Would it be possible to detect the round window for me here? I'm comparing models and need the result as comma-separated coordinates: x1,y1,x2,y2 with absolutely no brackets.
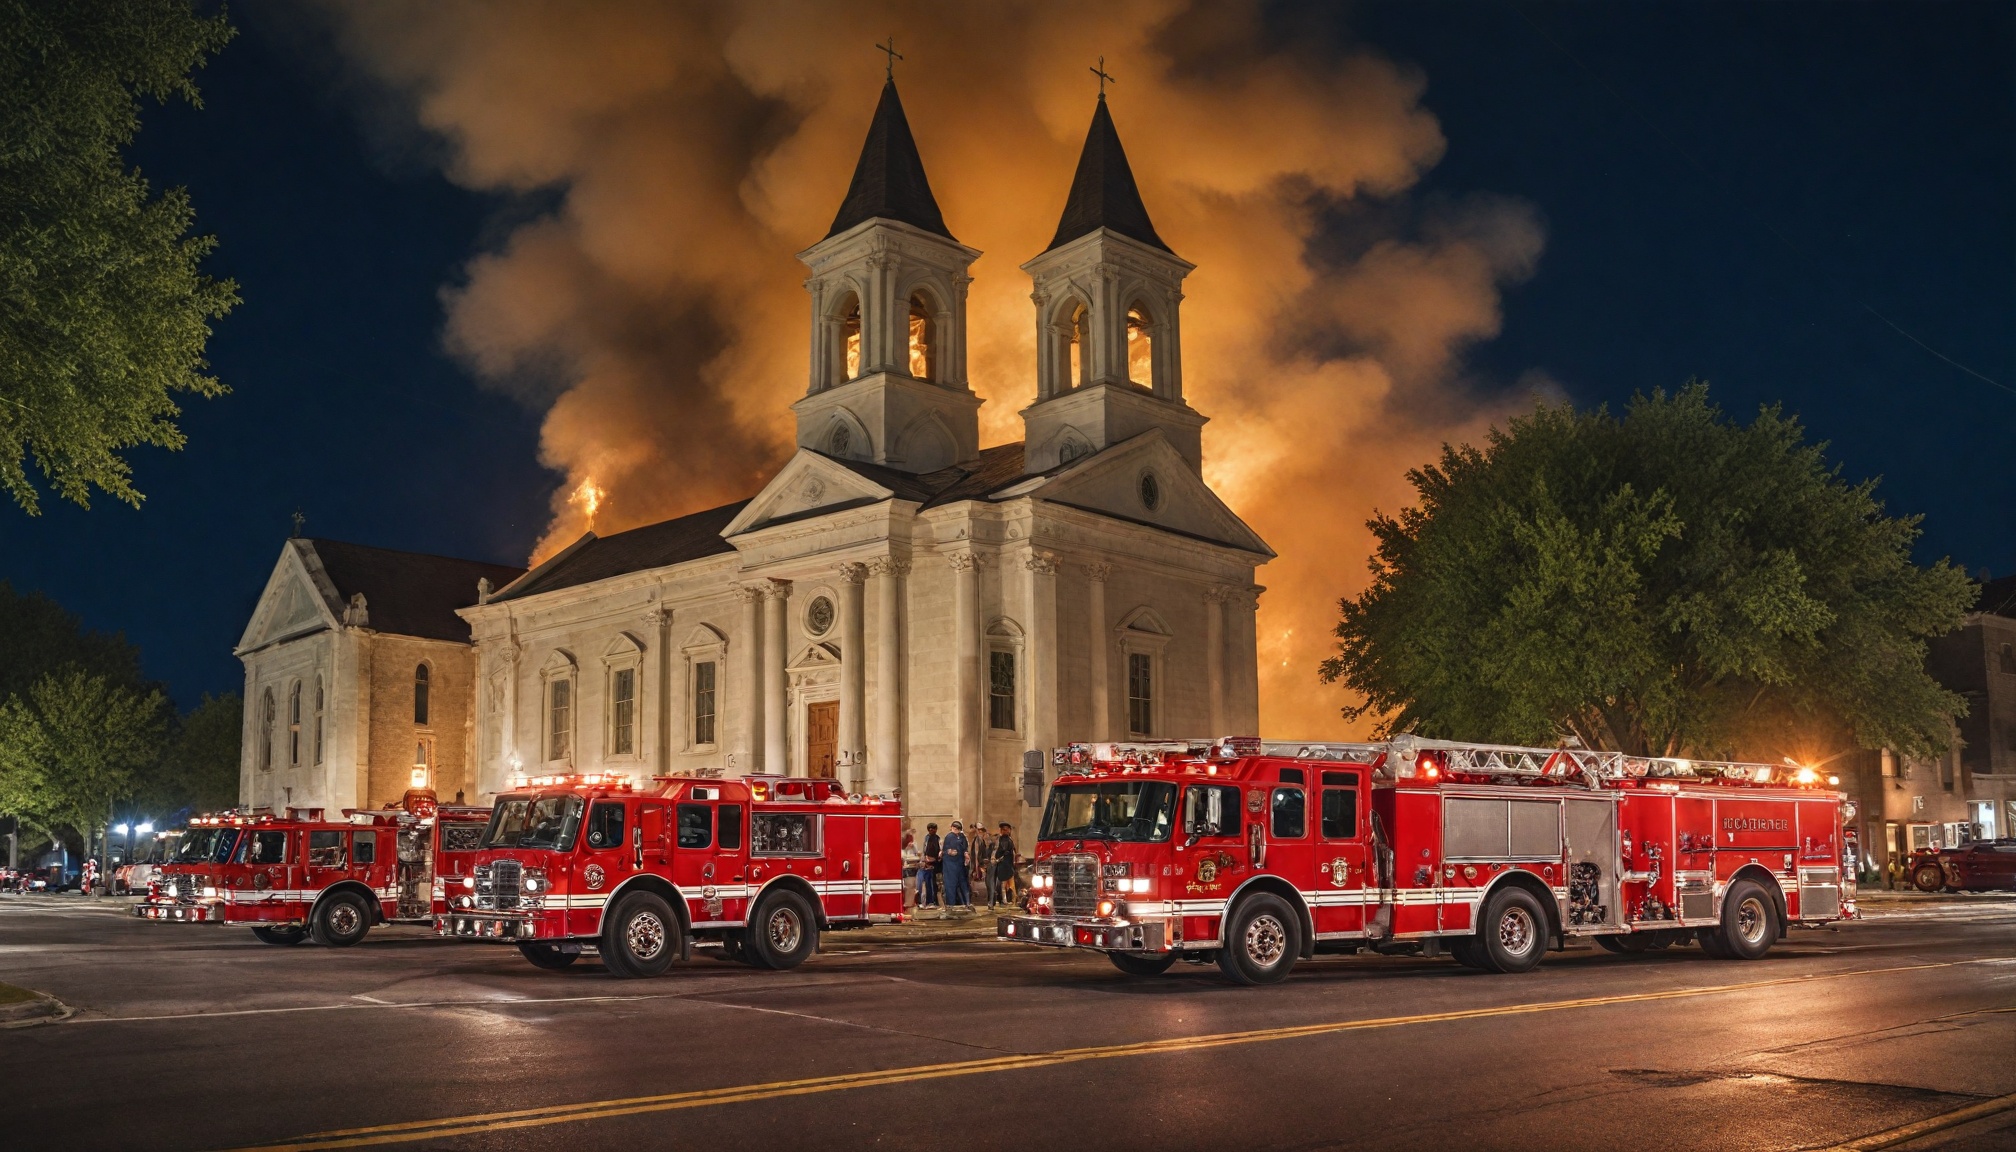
805,595,836,637
1138,471,1162,512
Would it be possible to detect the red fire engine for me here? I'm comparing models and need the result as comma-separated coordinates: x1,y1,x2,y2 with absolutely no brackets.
135,792,491,947
437,773,906,978
999,737,1857,984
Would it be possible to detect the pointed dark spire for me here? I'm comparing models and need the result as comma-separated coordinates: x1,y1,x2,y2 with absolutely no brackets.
1046,96,1170,254
826,79,954,241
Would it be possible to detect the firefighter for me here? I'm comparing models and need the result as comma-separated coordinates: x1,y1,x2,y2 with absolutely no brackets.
941,821,972,911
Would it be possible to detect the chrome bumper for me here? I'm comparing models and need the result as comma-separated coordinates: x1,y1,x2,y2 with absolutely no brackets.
437,912,543,941
998,915,1165,952
135,901,223,923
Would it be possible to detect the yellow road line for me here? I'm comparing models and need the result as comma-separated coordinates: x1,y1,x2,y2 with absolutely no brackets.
1816,1091,2016,1151
233,959,1981,1151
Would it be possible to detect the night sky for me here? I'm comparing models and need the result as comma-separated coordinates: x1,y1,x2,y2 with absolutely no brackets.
3,2,2010,710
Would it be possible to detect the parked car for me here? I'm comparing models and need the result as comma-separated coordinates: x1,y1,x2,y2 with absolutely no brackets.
1909,839,2016,892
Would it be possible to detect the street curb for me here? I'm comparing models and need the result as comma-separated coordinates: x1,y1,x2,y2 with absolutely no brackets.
0,991,73,1029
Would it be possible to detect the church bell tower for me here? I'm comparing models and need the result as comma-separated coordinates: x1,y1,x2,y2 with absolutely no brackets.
794,79,982,474
1020,94,1203,475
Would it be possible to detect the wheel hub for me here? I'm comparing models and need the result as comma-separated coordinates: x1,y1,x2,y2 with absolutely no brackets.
1498,906,1535,955
767,907,803,953
627,912,666,960
330,905,360,935
1245,913,1287,966
1735,897,1767,945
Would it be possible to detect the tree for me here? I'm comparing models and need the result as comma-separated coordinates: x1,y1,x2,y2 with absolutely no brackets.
1321,384,1973,762
0,670,168,845
0,580,145,702
1,0,237,514
136,691,240,819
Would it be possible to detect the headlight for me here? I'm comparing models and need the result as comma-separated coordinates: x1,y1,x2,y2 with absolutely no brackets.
1031,873,1052,890
1126,877,1151,894
462,876,476,889
1096,899,1119,918
164,882,178,898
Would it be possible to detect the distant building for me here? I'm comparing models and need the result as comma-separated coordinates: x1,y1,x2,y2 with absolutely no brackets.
1851,575,2016,875
235,539,522,812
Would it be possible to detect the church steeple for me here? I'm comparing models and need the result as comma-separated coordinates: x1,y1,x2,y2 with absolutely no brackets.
1019,94,1202,476
827,79,955,242
793,76,982,474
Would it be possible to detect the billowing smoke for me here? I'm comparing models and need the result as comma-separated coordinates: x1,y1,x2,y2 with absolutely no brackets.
325,0,1543,737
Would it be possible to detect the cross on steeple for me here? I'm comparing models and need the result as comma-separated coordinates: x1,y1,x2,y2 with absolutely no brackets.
1090,56,1115,99
877,36,902,80
290,509,305,538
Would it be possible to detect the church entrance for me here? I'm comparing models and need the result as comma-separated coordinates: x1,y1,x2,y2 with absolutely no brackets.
806,700,838,779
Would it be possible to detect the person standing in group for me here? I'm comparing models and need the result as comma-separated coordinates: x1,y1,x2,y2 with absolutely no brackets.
900,829,920,908
993,822,1018,909
969,825,993,907
941,821,971,913
919,823,941,910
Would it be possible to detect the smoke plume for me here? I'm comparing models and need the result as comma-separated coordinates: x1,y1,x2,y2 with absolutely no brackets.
325,0,1544,737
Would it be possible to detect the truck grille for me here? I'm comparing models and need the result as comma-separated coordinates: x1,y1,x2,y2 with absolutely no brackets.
477,860,522,910
1048,854,1099,919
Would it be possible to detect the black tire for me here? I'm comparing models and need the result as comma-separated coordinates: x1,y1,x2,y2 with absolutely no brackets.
1476,888,1548,974
1713,880,1776,961
601,892,680,978
251,926,306,946
1109,952,1178,977
1697,927,1732,958
1594,935,1629,954
1449,936,1486,968
711,934,750,964
309,892,372,947
1597,933,1655,954
746,889,819,970
518,943,579,970
1911,862,1946,893
1215,893,1301,985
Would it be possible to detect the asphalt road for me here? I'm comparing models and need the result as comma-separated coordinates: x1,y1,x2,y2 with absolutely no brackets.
2,894,2012,1152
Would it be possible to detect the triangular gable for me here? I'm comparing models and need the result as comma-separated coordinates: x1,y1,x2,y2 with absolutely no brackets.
722,450,898,537
236,541,345,655
1012,431,1274,558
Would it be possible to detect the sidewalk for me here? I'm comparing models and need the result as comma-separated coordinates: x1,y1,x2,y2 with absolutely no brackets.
845,905,1012,945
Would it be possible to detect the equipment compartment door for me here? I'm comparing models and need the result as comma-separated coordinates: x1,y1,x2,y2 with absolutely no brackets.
1563,799,1619,931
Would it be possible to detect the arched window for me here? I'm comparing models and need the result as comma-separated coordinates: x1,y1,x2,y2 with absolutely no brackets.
829,424,852,457
1067,302,1091,388
288,682,302,766
312,676,325,765
259,689,275,772
1126,304,1154,387
907,292,936,380
837,293,862,382
414,664,430,726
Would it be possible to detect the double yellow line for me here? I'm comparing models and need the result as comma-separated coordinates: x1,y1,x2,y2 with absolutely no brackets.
237,959,1979,1150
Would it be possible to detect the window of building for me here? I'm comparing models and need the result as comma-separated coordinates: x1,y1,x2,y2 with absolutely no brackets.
805,596,835,638
260,689,275,772
413,739,431,788
1138,470,1161,512
288,681,302,766
547,678,572,762
1068,302,1090,387
1127,652,1153,737
312,676,325,765
907,292,936,380
839,295,862,381
1271,787,1306,838
586,802,627,850
1126,304,1154,387
610,667,636,756
829,424,852,456
2001,643,2016,674
414,664,430,726
988,649,1017,732
692,660,718,748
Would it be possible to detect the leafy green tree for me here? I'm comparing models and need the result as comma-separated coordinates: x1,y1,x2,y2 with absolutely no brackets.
0,670,168,844
136,691,240,819
0,580,145,701
1321,384,1973,762
1,0,237,514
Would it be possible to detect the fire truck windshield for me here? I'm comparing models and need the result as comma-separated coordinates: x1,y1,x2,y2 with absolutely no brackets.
483,795,584,851
170,827,238,864
1040,781,1176,842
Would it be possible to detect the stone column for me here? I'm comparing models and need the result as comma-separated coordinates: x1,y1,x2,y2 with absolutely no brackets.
949,550,982,822
1233,585,1264,733
836,562,867,790
1085,562,1113,741
1023,551,1060,838
649,606,673,776
868,557,908,796
736,585,764,770
1205,586,1230,736
763,580,792,774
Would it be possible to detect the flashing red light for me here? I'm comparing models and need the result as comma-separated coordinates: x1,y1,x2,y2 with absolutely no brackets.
1416,752,1441,779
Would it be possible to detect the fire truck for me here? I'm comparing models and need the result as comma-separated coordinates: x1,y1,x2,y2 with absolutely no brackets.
135,792,492,947
437,773,905,978
998,736,1857,985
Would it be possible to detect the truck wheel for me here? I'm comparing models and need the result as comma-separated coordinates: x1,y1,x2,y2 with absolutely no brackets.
1215,893,1301,985
309,892,372,947
601,892,679,978
1594,935,1629,954
747,889,819,970
1109,952,1177,976
1449,937,1486,968
1712,880,1775,960
518,943,578,971
1910,862,1946,893
252,926,306,946
1477,888,1547,974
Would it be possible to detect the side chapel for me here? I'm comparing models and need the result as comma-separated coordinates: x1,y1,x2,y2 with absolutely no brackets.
236,79,1272,837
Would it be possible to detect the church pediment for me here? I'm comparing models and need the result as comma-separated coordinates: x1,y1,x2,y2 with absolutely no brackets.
236,541,344,655
722,450,898,538
1013,431,1273,558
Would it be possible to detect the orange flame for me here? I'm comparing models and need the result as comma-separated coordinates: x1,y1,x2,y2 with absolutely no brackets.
570,477,604,527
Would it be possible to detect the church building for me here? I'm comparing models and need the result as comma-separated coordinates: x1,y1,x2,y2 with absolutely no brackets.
236,80,1272,837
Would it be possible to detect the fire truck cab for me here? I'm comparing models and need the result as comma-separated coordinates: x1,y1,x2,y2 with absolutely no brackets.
999,737,1857,985
136,793,491,947
438,773,905,978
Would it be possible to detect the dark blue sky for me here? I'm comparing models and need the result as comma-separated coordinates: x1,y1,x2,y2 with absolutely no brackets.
3,2,2010,710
